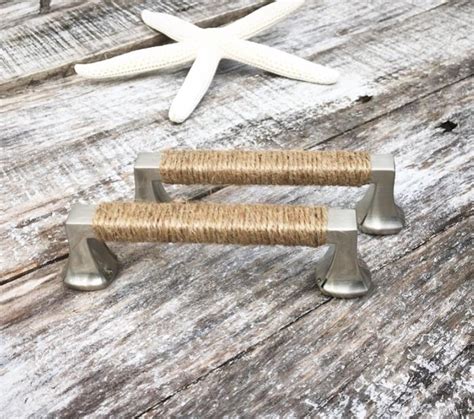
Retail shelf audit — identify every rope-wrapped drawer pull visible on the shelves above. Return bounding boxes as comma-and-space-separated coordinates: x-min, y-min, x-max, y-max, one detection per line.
63, 202, 371, 298
134, 150, 404, 235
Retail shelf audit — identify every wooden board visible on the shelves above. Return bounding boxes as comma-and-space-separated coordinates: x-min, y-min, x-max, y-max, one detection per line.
0, 0, 82, 28
0, 0, 472, 416
1, 64, 472, 419
1, 0, 472, 281
147, 217, 473, 417
0, 0, 268, 90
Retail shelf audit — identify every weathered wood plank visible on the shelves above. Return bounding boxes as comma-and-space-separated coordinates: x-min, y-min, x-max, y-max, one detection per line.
1, 0, 472, 281
0, 0, 84, 29
0, 1, 43, 26
204, 77, 473, 271
146, 218, 472, 417
382, 345, 473, 417
0, 0, 269, 90
0, 76, 471, 416
39, 0, 51, 14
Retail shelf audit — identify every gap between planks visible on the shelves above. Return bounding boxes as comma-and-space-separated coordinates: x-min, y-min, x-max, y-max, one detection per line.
137, 298, 333, 417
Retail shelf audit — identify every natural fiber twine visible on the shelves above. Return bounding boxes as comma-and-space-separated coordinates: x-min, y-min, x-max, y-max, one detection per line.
93, 202, 327, 247
160, 150, 371, 186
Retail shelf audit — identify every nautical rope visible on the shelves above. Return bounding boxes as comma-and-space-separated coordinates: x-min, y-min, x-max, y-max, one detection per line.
93, 202, 327, 247
159, 150, 371, 186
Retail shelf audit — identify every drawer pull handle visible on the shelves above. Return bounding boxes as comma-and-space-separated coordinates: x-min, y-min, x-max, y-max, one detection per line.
134, 150, 404, 235
63, 202, 371, 298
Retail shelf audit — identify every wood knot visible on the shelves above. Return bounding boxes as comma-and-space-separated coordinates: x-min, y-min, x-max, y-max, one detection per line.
437, 120, 457, 133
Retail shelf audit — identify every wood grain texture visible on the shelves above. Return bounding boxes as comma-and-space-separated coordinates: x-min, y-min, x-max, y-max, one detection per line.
0, 0, 268, 90
1, 0, 472, 281
0, 0, 70, 28
0, 74, 471, 417
147, 218, 473, 417
0, 0, 472, 416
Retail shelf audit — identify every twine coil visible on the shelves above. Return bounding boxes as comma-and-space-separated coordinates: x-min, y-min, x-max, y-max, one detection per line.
93, 202, 327, 247
160, 150, 371, 186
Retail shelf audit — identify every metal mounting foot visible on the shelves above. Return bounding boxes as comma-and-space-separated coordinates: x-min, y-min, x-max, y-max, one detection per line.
356, 154, 405, 235
316, 209, 373, 298
63, 205, 119, 291
134, 152, 172, 202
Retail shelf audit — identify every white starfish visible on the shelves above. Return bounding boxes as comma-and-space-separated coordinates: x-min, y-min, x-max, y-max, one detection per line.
75, 0, 339, 123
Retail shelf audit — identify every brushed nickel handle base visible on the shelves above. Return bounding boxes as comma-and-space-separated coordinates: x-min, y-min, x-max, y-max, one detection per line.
317, 209, 372, 298
134, 152, 172, 203
62, 205, 118, 291
62, 205, 371, 298
134, 152, 404, 235
355, 155, 405, 235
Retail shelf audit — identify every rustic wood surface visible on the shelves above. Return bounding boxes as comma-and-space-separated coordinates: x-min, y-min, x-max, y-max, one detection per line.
0, 0, 472, 417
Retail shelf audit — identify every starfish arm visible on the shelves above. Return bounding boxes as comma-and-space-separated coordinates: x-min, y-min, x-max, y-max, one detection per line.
224, 39, 339, 85
224, 0, 305, 40
141, 10, 203, 42
169, 49, 221, 123
75, 43, 196, 79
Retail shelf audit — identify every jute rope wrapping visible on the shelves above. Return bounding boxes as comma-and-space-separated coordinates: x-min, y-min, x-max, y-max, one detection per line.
93, 202, 327, 247
159, 150, 371, 186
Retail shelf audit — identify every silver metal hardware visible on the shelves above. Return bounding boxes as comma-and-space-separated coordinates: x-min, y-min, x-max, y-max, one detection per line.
134, 152, 172, 203
316, 208, 372, 298
63, 204, 371, 298
63, 205, 118, 291
134, 152, 404, 235
355, 154, 405, 235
